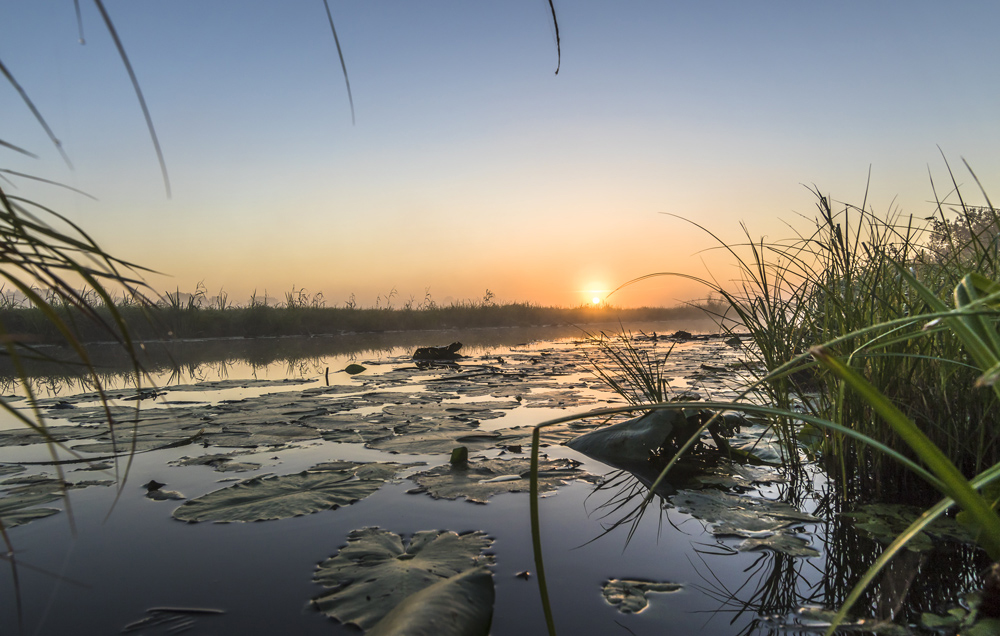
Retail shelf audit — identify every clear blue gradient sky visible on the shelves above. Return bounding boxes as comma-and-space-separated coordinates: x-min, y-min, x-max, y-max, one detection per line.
2, 2, 998, 307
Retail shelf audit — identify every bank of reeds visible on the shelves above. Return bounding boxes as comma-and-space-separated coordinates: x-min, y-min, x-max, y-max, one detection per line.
529, 167, 1000, 635
0, 290, 724, 344
615, 173, 1000, 503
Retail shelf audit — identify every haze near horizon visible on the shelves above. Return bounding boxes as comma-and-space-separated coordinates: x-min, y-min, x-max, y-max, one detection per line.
3, 2, 998, 309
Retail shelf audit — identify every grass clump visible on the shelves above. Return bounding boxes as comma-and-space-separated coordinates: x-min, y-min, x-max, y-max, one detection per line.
644, 170, 1000, 503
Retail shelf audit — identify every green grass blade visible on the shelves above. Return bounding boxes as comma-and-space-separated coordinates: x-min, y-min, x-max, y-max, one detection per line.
812, 346, 1000, 559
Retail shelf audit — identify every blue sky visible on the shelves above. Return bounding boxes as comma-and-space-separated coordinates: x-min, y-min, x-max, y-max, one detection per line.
2, 1, 998, 307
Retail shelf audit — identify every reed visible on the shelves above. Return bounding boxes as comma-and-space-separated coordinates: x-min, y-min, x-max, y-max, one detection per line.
0, 292, 723, 343
529, 163, 1000, 634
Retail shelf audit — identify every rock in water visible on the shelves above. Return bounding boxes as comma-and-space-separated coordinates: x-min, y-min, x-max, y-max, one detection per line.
568, 410, 684, 469
413, 342, 463, 361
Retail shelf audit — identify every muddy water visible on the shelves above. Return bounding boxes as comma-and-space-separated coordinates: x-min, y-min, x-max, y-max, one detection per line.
0, 323, 985, 635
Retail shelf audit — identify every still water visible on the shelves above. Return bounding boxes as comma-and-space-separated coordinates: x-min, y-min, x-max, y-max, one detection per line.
0, 323, 984, 635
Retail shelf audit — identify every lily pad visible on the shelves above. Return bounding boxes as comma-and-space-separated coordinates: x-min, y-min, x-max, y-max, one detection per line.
172, 463, 406, 522
738, 533, 819, 557
381, 400, 518, 422
602, 579, 682, 613
407, 456, 594, 504
518, 389, 597, 408
0, 424, 107, 448
0, 491, 62, 528
671, 488, 818, 557
312, 527, 493, 630
366, 567, 494, 636
843, 503, 973, 551
170, 453, 262, 473
365, 420, 502, 455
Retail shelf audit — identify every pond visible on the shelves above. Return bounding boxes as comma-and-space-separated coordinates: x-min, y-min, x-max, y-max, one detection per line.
0, 322, 987, 635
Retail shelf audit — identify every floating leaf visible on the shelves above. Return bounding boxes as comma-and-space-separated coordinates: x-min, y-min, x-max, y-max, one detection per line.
121, 607, 225, 633
170, 453, 262, 473
738, 533, 819, 557
147, 489, 185, 501
312, 527, 493, 630
172, 463, 405, 522
602, 579, 682, 613
408, 456, 593, 504
843, 503, 972, 551
381, 400, 517, 422
0, 492, 62, 529
366, 567, 494, 636
366, 421, 503, 455
344, 364, 366, 375
671, 488, 818, 557
0, 487, 62, 529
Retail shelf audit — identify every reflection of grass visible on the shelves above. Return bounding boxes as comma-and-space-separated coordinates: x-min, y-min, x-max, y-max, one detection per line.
0, 295, 725, 343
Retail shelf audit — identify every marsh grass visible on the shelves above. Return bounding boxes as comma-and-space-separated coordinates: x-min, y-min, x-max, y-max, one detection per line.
0, 292, 722, 343
611, 172, 1000, 501
0, 180, 157, 556
528, 164, 1000, 635
584, 330, 674, 405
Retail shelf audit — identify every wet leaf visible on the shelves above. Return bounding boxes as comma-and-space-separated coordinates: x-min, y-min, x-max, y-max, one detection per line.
366, 567, 494, 636
170, 453, 262, 473
366, 421, 502, 455
738, 533, 819, 557
602, 579, 682, 613
172, 463, 405, 522
843, 503, 972, 551
671, 488, 818, 556
408, 456, 593, 504
0, 465, 25, 477
518, 389, 596, 408
121, 607, 225, 633
146, 489, 185, 501
381, 400, 518, 422
0, 491, 62, 528
345, 364, 366, 375
0, 424, 106, 447
312, 527, 493, 630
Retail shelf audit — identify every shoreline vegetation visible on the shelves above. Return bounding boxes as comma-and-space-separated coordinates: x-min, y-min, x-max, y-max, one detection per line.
0, 293, 728, 344
528, 175, 1000, 635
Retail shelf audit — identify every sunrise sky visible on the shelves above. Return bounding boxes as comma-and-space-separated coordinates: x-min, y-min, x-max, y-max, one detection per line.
3, 2, 999, 308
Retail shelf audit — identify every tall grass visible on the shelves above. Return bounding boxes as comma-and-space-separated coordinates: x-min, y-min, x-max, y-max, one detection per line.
529, 164, 1000, 634
612, 171, 1000, 501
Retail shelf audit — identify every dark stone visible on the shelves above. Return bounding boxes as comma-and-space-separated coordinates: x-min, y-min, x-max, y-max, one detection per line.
672, 330, 693, 340
412, 342, 463, 360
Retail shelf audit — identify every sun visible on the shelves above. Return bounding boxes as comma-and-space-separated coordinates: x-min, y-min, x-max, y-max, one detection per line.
591, 297, 601, 306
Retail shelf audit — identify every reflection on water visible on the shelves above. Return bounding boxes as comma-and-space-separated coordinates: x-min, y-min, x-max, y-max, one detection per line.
0, 320, 989, 635
0, 320, 716, 391
583, 455, 989, 635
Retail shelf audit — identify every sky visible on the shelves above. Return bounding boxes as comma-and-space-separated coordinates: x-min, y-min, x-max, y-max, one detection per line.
2, 1, 999, 308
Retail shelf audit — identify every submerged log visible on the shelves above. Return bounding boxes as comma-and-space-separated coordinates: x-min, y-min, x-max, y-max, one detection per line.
412, 342, 464, 361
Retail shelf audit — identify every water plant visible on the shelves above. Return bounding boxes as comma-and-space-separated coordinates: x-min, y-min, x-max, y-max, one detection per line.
529, 163, 1000, 635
